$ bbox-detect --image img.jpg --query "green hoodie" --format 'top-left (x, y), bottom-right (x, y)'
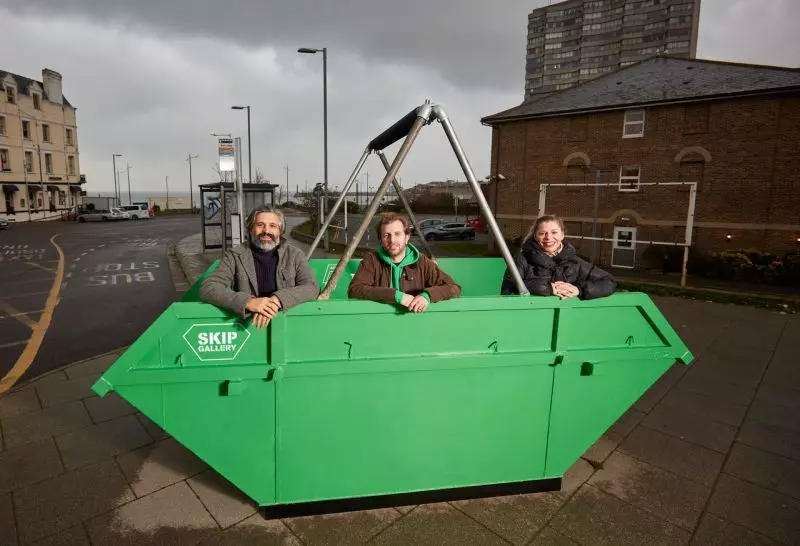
top-left (376, 243), bottom-right (431, 304)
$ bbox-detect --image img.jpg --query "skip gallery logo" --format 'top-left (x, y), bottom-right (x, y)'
top-left (182, 323), bottom-right (251, 361)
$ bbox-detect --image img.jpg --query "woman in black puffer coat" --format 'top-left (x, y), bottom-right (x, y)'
top-left (500, 214), bottom-right (617, 300)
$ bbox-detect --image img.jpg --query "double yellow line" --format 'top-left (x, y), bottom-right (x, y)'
top-left (0, 234), bottom-right (65, 394)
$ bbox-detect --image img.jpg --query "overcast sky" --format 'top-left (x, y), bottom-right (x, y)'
top-left (2, 0), bottom-right (798, 200)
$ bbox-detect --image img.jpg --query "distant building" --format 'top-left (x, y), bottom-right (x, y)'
top-left (0, 68), bottom-right (85, 222)
top-left (525, 0), bottom-right (701, 97)
top-left (482, 56), bottom-right (800, 268)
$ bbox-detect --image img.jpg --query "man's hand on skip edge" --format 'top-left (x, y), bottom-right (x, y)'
top-left (246, 296), bottom-right (282, 318)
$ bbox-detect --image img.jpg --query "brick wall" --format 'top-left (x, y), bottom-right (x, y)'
top-left (490, 93), bottom-right (800, 262)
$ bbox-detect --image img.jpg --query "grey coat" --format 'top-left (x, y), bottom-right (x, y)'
top-left (199, 239), bottom-right (319, 318)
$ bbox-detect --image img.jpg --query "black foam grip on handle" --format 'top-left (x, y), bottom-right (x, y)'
top-left (367, 108), bottom-right (420, 151)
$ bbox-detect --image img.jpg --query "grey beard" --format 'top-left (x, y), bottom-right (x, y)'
top-left (252, 237), bottom-right (277, 251)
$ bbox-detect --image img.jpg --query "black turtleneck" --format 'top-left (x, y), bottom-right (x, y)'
top-left (251, 244), bottom-right (278, 297)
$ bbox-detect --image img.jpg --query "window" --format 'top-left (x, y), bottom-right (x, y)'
top-left (22, 120), bottom-right (31, 139)
top-left (623, 109), bottom-right (645, 138)
top-left (24, 151), bottom-right (34, 173)
top-left (59, 191), bottom-right (66, 206)
top-left (0, 148), bottom-right (10, 171)
top-left (33, 93), bottom-right (41, 110)
top-left (45, 153), bottom-right (53, 174)
top-left (68, 156), bottom-right (75, 175)
top-left (42, 124), bottom-right (51, 142)
top-left (5, 86), bottom-right (15, 104)
top-left (619, 165), bottom-right (641, 192)
top-left (66, 128), bottom-right (74, 146)
top-left (0, 116), bottom-right (4, 136)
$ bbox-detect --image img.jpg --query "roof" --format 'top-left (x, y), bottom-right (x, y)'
top-left (0, 70), bottom-right (73, 108)
top-left (482, 55), bottom-right (800, 124)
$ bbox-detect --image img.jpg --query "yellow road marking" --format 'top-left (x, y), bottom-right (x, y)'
top-left (25, 262), bottom-right (57, 274)
top-left (0, 234), bottom-right (65, 394)
top-left (0, 300), bottom-right (37, 329)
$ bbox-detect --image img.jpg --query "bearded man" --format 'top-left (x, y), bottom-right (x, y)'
top-left (199, 206), bottom-right (319, 328)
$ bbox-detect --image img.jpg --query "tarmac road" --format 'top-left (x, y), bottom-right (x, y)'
top-left (0, 215), bottom-right (199, 390)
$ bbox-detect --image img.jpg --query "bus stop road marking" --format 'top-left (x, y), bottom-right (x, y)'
top-left (25, 262), bottom-right (57, 274)
top-left (0, 340), bottom-right (29, 350)
top-left (0, 234), bottom-right (65, 394)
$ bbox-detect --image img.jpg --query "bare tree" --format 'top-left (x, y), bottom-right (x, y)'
top-left (212, 165), bottom-right (233, 184)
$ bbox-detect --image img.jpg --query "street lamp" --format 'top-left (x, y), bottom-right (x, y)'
top-left (298, 46), bottom-right (328, 249)
top-left (230, 106), bottom-right (251, 184)
top-left (112, 153), bottom-right (123, 204)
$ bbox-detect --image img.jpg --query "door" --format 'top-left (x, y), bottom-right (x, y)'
top-left (612, 227), bottom-right (636, 268)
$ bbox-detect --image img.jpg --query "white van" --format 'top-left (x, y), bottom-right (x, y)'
top-left (121, 204), bottom-right (150, 220)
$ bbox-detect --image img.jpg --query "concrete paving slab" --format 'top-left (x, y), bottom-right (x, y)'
top-left (0, 388), bottom-right (41, 420)
top-left (675, 370), bottom-right (758, 406)
top-left (368, 502), bottom-right (508, 546)
top-left (85, 482), bottom-right (218, 546)
top-left (198, 514), bottom-right (302, 546)
top-left (55, 414), bottom-right (153, 470)
top-left (690, 513), bottom-right (781, 546)
top-left (753, 384), bottom-right (800, 412)
top-left (117, 437), bottom-right (207, 498)
top-left (583, 409), bottom-right (647, 465)
top-left (0, 437), bottom-right (63, 495)
top-left (136, 412), bottom-right (169, 441)
top-left (186, 469), bottom-right (257, 529)
top-left (762, 351), bottom-right (800, 392)
top-left (84, 392), bottom-right (137, 424)
top-left (30, 526), bottom-right (91, 546)
top-left (0, 492), bottom-right (16, 546)
top-left (708, 474), bottom-right (800, 545)
top-left (738, 419), bottom-right (800, 462)
top-left (18, 370), bottom-right (68, 391)
top-left (618, 425), bottom-right (724, 486)
top-left (454, 492), bottom-right (563, 545)
top-left (556, 459), bottom-right (596, 500)
top-left (13, 459), bottom-right (135, 543)
top-left (748, 395), bottom-right (800, 434)
top-left (587, 451), bottom-right (711, 530)
top-left (549, 485), bottom-right (690, 546)
top-left (632, 363), bottom-right (687, 413)
top-left (724, 442), bottom-right (800, 501)
top-left (64, 353), bottom-right (121, 380)
top-left (529, 527), bottom-right (581, 546)
top-left (657, 386), bottom-right (749, 427)
top-left (36, 374), bottom-right (100, 408)
top-left (284, 506), bottom-right (402, 546)
top-left (1, 399), bottom-right (91, 449)
top-left (641, 403), bottom-right (737, 453)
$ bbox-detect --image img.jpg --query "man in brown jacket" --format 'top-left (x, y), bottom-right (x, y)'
top-left (348, 214), bottom-right (461, 312)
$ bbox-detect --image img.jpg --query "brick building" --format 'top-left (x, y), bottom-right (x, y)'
top-left (481, 55), bottom-right (800, 269)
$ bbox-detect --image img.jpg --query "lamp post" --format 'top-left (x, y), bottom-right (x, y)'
top-left (186, 153), bottom-right (199, 213)
top-left (112, 153), bottom-right (122, 204)
top-left (298, 46), bottom-right (328, 249)
top-left (125, 162), bottom-right (132, 205)
top-left (230, 106), bottom-right (251, 184)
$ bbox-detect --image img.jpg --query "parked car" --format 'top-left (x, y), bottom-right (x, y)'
top-left (121, 204), bottom-right (150, 220)
top-left (422, 223), bottom-right (476, 241)
top-left (0, 217), bottom-right (8, 229)
top-left (465, 217), bottom-right (488, 233)
top-left (410, 218), bottom-right (445, 235)
top-left (78, 207), bottom-right (130, 222)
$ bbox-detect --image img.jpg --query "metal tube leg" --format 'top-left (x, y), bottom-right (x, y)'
top-left (306, 148), bottom-right (370, 258)
top-left (319, 114), bottom-right (430, 299)
top-left (432, 106), bottom-right (529, 295)
top-left (376, 151), bottom-right (435, 259)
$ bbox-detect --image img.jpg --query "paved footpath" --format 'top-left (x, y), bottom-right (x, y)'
top-left (1, 238), bottom-right (798, 545)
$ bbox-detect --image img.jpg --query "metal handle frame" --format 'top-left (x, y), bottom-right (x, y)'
top-left (316, 101), bottom-right (528, 298)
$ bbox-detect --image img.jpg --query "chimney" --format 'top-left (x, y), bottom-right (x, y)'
top-left (42, 68), bottom-right (63, 105)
